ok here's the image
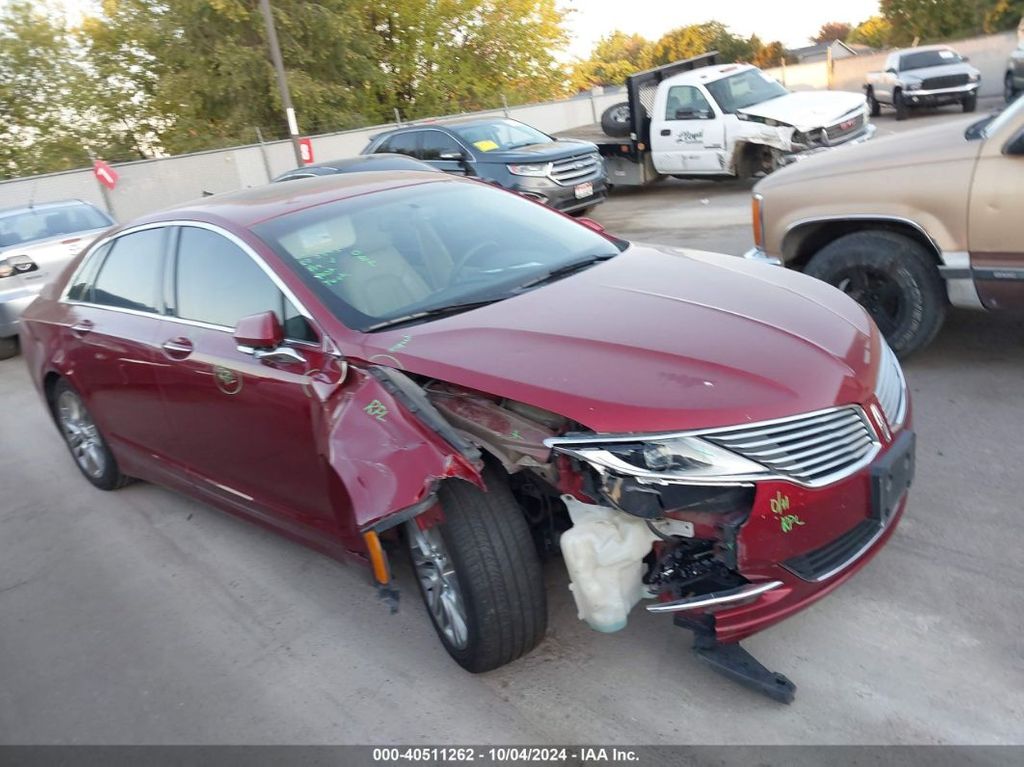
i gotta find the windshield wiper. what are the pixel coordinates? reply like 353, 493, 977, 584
365, 298, 504, 332
512, 253, 617, 292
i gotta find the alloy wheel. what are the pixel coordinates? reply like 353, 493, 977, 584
408, 522, 469, 650
57, 389, 107, 479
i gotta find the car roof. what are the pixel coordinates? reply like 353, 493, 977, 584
274, 153, 437, 180
373, 115, 523, 137
896, 44, 956, 54
0, 199, 98, 218
141, 171, 455, 229
661, 63, 756, 88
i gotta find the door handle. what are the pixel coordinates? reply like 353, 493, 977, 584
660, 129, 671, 136
70, 320, 94, 337
161, 337, 194, 360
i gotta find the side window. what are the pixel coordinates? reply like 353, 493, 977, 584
90, 229, 165, 313
380, 131, 421, 158
175, 226, 317, 342
665, 86, 714, 120
66, 242, 111, 302
420, 131, 463, 160
888, 53, 899, 72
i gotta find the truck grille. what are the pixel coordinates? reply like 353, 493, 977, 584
550, 152, 601, 185
920, 74, 970, 90
824, 112, 865, 143
703, 407, 879, 487
783, 519, 881, 581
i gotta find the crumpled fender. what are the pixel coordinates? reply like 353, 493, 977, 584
326, 364, 483, 533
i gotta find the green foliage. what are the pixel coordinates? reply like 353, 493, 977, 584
879, 0, 991, 45
983, 0, 1024, 33
847, 15, 895, 48
811, 21, 853, 44
569, 31, 651, 91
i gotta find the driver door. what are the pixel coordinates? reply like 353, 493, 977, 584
652, 85, 724, 174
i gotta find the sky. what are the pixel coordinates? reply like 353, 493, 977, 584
560, 0, 883, 59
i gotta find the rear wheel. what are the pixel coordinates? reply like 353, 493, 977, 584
52, 379, 131, 490
894, 90, 909, 121
600, 102, 631, 138
406, 469, 547, 672
867, 89, 881, 117
805, 231, 947, 358
962, 93, 977, 113
0, 336, 17, 360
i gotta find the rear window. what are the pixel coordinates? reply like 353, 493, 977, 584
0, 203, 112, 249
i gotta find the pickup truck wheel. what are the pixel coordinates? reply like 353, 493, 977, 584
406, 469, 547, 673
600, 102, 632, 138
866, 89, 881, 117
962, 93, 977, 113
894, 90, 909, 121
0, 336, 17, 360
805, 231, 946, 358
52, 379, 132, 490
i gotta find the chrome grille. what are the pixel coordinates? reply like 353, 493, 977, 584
921, 74, 969, 90
875, 343, 907, 429
824, 112, 865, 143
703, 407, 879, 487
550, 152, 601, 185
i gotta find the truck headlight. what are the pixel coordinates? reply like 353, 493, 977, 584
547, 435, 770, 484
903, 80, 922, 91
969, 72, 980, 82
0, 255, 37, 278
507, 162, 551, 177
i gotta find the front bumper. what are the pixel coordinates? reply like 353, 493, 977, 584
903, 82, 980, 106
780, 123, 877, 166
0, 285, 43, 338
510, 176, 609, 214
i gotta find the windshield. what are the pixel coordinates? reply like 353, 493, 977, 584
0, 202, 111, 249
450, 119, 553, 153
900, 49, 961, 70
253, 181, 626, 332
705, 69, 789, 114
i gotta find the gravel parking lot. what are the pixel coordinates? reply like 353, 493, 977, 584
2, 99, 1022, 745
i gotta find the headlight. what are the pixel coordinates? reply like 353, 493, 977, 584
874, 341, 908, 431
903, 80, 921, 91
737, 114, 780, 127
548, 435, 770, 484
969, 72, 980, 82
507, 162, 551, 177
0, 255, 37, 278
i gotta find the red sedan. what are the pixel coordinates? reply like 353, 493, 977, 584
18, 172, 913, 702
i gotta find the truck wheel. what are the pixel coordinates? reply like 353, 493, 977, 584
962, 93, 977, 113
600, 102, 632, 138
0, 336, 17, 360
894, 90, 908, 121
52, 379, 132, 490
805, 231, 947, 358
406, 469, 547, 673
866, 89, 881, 117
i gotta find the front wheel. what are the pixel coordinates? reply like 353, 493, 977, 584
894, 90, 909, 121
867, 89, 881, 117
52, 379, 131, 490
963, 93, 977, 113
406, 470, 546, 673
805, 231, 947, 358
0, 336, 17, 360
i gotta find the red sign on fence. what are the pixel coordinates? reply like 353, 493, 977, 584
298, 137, 314, 165
93, 159, 119, 190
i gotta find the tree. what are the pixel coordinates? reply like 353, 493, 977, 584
880, 0, 988, 45
647, 21, 761, 67
847, 15, 895, 48
752, 41, 787, 68
570, 31, 651, 91
811, 21, 853, 43
984, 0, 1024, 33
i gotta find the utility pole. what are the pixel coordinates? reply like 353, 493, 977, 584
259, 0, 304, 167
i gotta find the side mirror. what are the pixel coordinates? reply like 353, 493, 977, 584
577, 217, 606, 233
961, 55, 970, 62
675, 109, 713, 120
439, 151, 466, 162
1005, 129, 1024, 156
886, 68, 897, 75
234, 311, 283, 349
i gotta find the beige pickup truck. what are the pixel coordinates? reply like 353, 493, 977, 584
745, 97, 1024, 357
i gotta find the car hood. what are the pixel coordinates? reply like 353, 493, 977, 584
475, 139, 597, 163
360, 246, 878, 434
757, 115, 982, 189
739, 90, 866, 131
899, 62, 979, 81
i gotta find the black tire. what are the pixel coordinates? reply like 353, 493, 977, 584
894, 90, 908, 121
600, 101, 631, 138
407, 469, 546, 673
805, 231, 947, 359
866, 89, 881, 117
962, 93, 977, 113
51, 378, 131, 490
0, 336, 17, 360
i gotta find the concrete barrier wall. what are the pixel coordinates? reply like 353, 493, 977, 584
763, 61, 831, 91
0, 92, 627, 222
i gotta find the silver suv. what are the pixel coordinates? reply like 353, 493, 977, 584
0, 200, 113, 359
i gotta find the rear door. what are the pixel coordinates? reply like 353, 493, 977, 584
651, 84, 724, 174
60, 227, 174, 465
154, 224, 342, 537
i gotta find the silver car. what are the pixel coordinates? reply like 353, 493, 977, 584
0, 200, 113, 359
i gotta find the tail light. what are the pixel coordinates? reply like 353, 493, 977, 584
0, 255, 37, 278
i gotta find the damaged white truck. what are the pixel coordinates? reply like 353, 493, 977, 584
560, 52, 876, 183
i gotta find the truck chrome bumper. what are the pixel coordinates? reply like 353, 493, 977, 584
905, 82, 979, 97
646, 580, 784, 613
742, 247, 783, 266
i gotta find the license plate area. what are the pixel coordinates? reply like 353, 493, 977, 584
574, 182, 593, 199
871, 430, 915, 525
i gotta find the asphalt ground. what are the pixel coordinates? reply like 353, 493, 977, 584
1, 96, 1022, 744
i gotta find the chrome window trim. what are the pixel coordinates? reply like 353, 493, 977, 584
545, 405, 883, 489
60, 219, 323, 349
